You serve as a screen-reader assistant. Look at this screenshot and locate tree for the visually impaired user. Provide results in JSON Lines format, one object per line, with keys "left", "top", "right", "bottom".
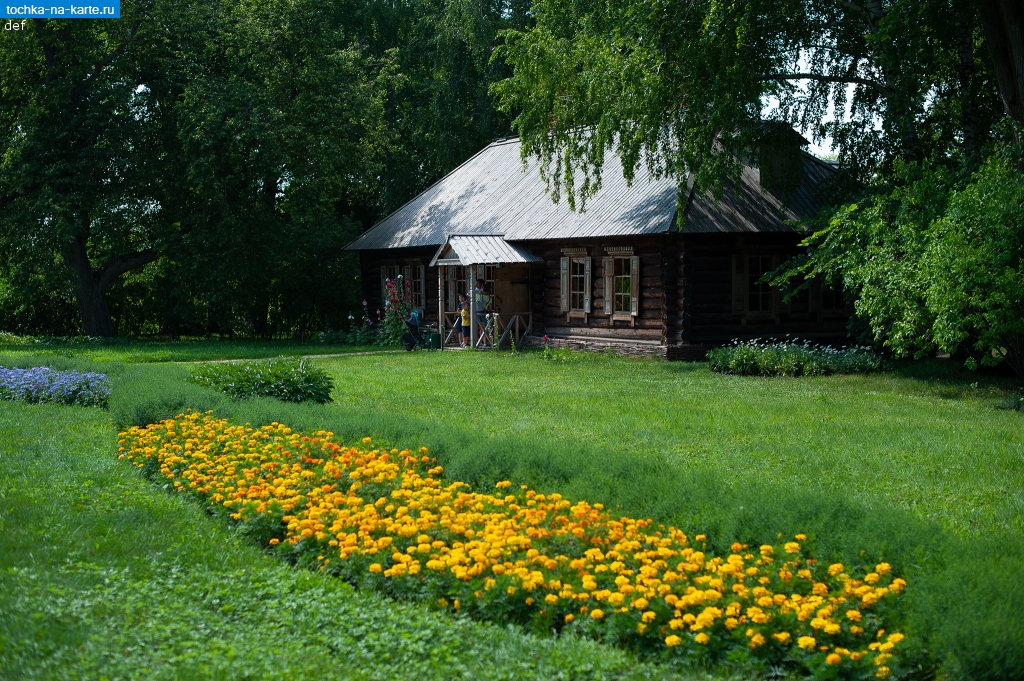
{"left": 492, "top": 0, "right": 1009, "bottom": 204}
{"left": 0, "top": 15, "right": 164, "bottom": 336}
{"left": 492, "top": 0, "right": 1024, "bottom": 377}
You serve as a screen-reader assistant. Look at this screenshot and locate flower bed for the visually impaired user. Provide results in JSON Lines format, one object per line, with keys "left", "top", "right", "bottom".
{"left": 119, "top": 412, "right": 908, "bottom": 678}
{"left": 707, "top": 340, "right": 888, "bottom": 377}
{"left": 0, "top": 366, "right": 110, "bottom": 407}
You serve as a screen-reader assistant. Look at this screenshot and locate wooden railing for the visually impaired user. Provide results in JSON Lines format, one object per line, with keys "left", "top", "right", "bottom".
{"left": 440, "top": 311, "right": 532, "bottom": 349}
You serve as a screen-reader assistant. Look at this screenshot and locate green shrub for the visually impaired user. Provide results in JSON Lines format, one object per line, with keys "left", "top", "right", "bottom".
{"left": 189, "top": 357, "right": 334, "bottom": 403}
{"left": 707, "top": 339, "right": 888, "bottom": 376}
{"left": 1002, "top": 391, "right": 1024, "bottom": 412}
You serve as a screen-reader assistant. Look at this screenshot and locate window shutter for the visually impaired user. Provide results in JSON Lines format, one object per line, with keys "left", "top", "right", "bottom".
{"left": 583, "top": 258, "right": 592, "bottom": 313}
{"left": 809, "top": 277, "right": 822, "bottom": 313}
{"left": 732, "top": 255, "right": 747, "bottom": 315}
{"left": 602, "top": 258, "right": 614, "bottom": 315}
{"left": 560, "top": 257, "right": 569, "bottom": 312}
{"left": 630, "top": 255, "right": 640, "bottom": 316}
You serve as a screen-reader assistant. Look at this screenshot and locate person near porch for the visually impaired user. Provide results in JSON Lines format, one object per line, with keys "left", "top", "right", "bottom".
{"left": 473, "top": 278, "right": 492, "bottom": 348}
{"left": 458, "top": 294, "right": 470, "bottom": 348}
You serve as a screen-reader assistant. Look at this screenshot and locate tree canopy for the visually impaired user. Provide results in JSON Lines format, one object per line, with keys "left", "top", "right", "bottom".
{"left": 0, "top": 0, "right": 526, "bottom": 337}
{"left": 493, "top": 0, "right": 1024, "bottom": 375}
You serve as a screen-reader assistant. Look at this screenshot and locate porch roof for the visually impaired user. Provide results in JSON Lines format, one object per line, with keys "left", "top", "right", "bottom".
{"left": 429, "top": 234, "right": 544, "bottom": 267}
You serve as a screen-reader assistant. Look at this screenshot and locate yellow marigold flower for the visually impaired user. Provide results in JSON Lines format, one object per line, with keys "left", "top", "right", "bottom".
{"left": 850, "top": 625, "right": 864, "bottom": 635}
{"left": 846, "top": 609, "right": 863, "bottom": 621}
{"left": 798, "top": 636, "right": 816, "bottom": 650}
{"left": 784, "top": 542, "right": 800, "bottom": 554}
{"left": 368, "top": 563, "right": 382, "bottom": 573}
{"left": 887, "top": 633, "right": 904, "bottom": 644}
{"left": 694, "top": 633, "right": 710, "bottom": 645}
{"left": 828, "top": 563, "right": 845, "bottom": 576}
{"left": 362, "top": 437, "right": 372, "bottom": 443}
{"left": 636, "top": 623, "right": 647, "bottom": 634}
{"left": 695, "top": 534, "right": 706, "bottom": 541}
{"left": 795, "top": 533, "right": 807, "bottom": 541}
{"left": 724, "top": 617, "right": 738, "bottom": 630}
{"left": 876, "top": 667, "right": 891, "bottom": 678}
{"left": 665, "top": 635, "right": 682, "bottom": 647}
{"left": 268, "top": 538, "right": 280, "bottom": 546}
{"left": 642, "top": 610, "right": 656, "bottom": 623}
{"left": 590, "top": 609, "right": 605, "bottom": 620}
{"left": 876, "top": 562, "right": 892, "bottom": 575}
{"left": 826, "top": 653, "right": 842, "bottom": 665}
{"left": 772, "top": 632, "right": 791, "bottom": 644}
{"left": 545, "top": 594, "right": 559, "bottom": 605}
{"left": 564, "top": 614, "right": 574, "bottom": 624}
{"left": 759, "top": 545, "right": 774, "bottom": 556}
{"left": 631, "top": 598, "right": 649, "bottom": 610}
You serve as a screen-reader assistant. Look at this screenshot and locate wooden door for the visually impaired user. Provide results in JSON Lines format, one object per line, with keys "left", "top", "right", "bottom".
{"left": 494, "top": 265, "right": 530, "bottom": 313}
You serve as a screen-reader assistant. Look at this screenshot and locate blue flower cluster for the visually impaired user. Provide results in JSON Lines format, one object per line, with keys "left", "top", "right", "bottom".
{"left": 0, "top": 366, "right": 110, "bottom": 408}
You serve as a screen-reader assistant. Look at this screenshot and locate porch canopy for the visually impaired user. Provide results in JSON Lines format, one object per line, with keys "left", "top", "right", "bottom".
{"left": 429, "top": 234, "right": 542, "bottom": 349}
{"left": 429, "top": 234, "right": 542, "bottom": 268}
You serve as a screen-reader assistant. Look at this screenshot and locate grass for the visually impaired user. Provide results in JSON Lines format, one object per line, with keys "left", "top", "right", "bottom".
{"left": 0, "top": 401, "right": 694, "bottom": 681}
{"left": 4, "top": 347, "right": 1024, "bottom": 679}
{"left": 0, "top": 338, "right": 379, "bottom": 364}
{"left": 315, "top": 351, "right": 1022, "bottom": 538}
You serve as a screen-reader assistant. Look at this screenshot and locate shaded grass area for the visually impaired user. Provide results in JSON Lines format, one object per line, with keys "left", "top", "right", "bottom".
{"left": 99, "top": 351, "right": 1024, "bottom": 679}
{"left": 0, "top": 339, "right": 377, "bottom": 364}
{"left": 0, "top": 401, "right": 691, "bottom": 681}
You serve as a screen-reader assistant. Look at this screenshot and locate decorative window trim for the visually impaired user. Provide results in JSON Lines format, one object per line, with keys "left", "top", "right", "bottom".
{"left": 604, "top": 245, "right": 635, "bottom": 256}
{"left": 561, "top": 247, "right": 588, "bottom": 256}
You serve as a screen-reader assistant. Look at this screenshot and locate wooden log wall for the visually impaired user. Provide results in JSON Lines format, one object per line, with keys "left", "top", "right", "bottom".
{"left": 358, "top": 247, "right": 442, "bottom": 329}
{"left": 526, "top": 237, "right": 666, "bottom": 341}
{"left": 681, "top": 234, "right": 850, "bottom": 345}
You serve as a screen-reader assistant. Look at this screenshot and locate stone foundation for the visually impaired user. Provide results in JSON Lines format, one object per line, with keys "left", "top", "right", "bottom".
{"left": 519, "top": 335, "right": 710, "bottom": 361}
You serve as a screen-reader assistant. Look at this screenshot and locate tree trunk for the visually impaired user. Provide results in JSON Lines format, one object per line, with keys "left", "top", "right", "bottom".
{"left": 61, "top": 229, "right": 158, "bottom": 337}
{"left": 978, "top": 0, "right": 1024, "bottom": 128}
{"left": 63, "top": 232, "right": 115, "bottom": 337}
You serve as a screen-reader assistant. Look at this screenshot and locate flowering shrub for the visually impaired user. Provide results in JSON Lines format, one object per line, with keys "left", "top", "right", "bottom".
{"left": 190, "top": 358, "right": 333, "bottom": 403}
{"left": 120, "top": 412, "right": 910, "bottom": 678}
{"left": 378, "top": 277, "right": 413, "bottom": 346}
{"left": 707, "top": 340, "right": 888, "bottom": 377}
{"left": 0, "top": 366, "right": 110, "bottom": 407}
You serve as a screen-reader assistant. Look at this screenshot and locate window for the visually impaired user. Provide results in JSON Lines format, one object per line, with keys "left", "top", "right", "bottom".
{"left": 445, "top": 266, "right": 467, "bottom": 312}
{"left": 560, "top": 257, "right": 591, "bottom": 314}
{"left": 380, "top": 265, "right": 400, "bottom": 308}
{"left": 381, "top": 264, "right": 423, "bottom": 311}
{"left": 821, "top": 279, "right": 844, "bottom": 311}
{"left": 601, "top": 253, "right": 639, "bottom": 317}
{"left": 403, "top": 264, "right": 425, "bottom": 310}
{"left": 614, "top": 258, "right": 632, "bottom": 313}
{"left": 747, "top": 256, "right": 774, "bottom": 313}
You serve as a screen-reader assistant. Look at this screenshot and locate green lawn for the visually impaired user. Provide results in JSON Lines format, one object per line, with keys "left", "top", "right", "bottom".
{"left": 0, "top": 338, "right": 378, "bottom": 364}
{"left": 3, "top": 348, "right": 1023, "bottom": 680}
{"left": 318, "top": 352, "right": 1023, "bottom": 538}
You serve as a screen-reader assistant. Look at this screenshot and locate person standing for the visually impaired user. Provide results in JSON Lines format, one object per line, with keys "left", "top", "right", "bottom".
{"left": 473, "top": 278, "right": 492, "bottom": 348}
{"left": 458, "top": 294, "right": 470, "bottom": 348}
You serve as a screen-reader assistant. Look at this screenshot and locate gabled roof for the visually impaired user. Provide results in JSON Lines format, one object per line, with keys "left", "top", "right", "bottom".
{"left": 346, "top": 136, "right": 834, "bottom": 250}
{"left": 346, "top": 137, "right": 678, "bottom": 250}
{"left": 429, "top": 235, "right": 544, "bottom": 267}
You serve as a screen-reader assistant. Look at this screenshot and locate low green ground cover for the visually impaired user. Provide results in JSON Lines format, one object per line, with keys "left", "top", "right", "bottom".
{"left": 0, "top": 337, "right": 378, "bottom": 364}
{"left": 4, "top": 348, "right": 1023, "bottom": 679}
{"left": 0, "top": 401, "right": 690, "bottom": 681}
{"left": 706, "top": 340, "right": 888, "bottom": 376}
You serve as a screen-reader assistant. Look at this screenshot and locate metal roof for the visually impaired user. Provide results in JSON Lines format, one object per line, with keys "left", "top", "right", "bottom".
{"left": 429, "top": 235, "right": 544, "bottom": 266}
{"left": 681, "top": 155, "right": 835, "bottom": 233}
{"left": 346, "top": 137, "right": 835, "bottom": 250}
{"left": 346, "top": 138, "right": 679, "bottom": 250}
